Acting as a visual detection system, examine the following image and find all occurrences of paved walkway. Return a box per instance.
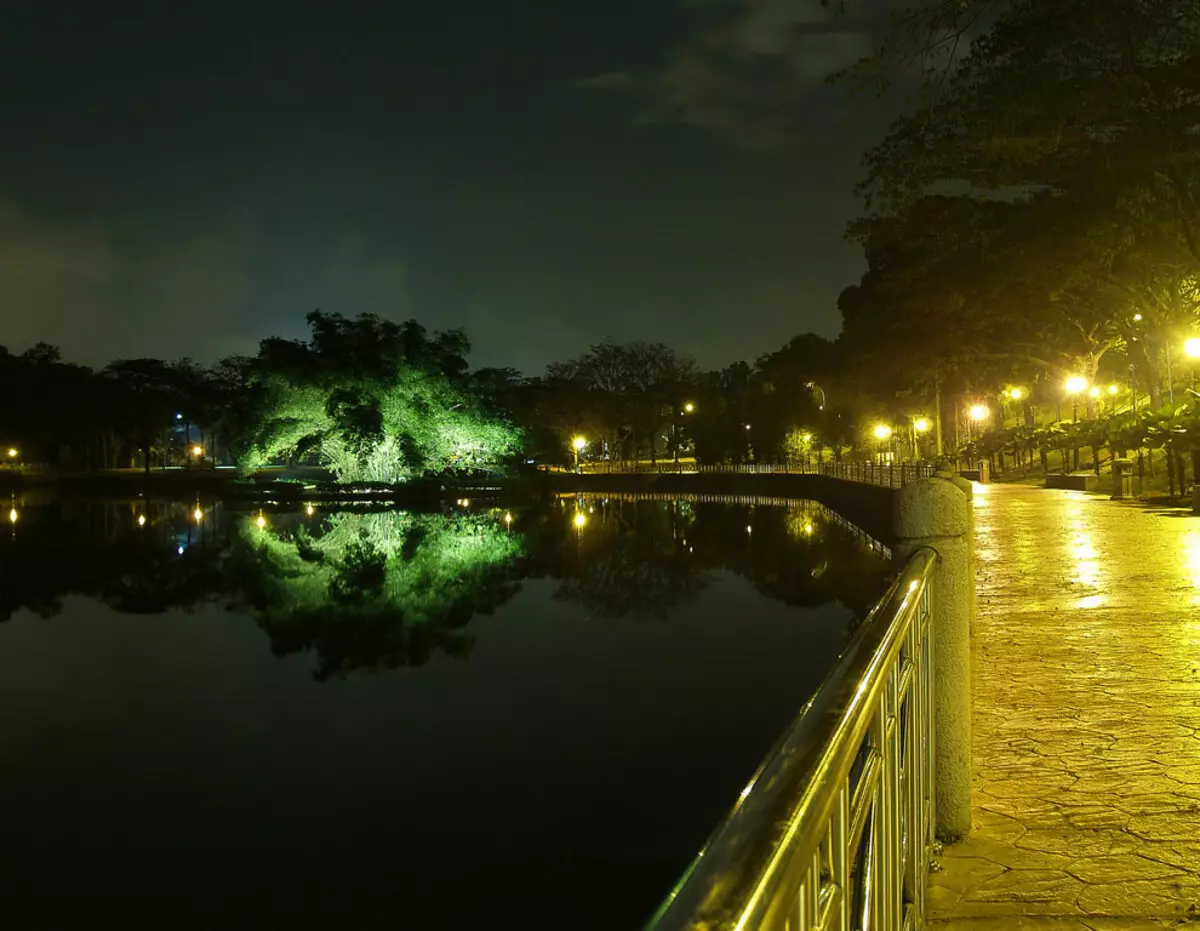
[930,483,1200,930]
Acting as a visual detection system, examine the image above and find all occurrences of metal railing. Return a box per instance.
[647,547,937,931]
[559,461,937,487]
[817,462,936,489]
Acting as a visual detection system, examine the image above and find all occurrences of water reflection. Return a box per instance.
[0,494,891,679]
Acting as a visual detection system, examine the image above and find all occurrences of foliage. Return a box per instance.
[239,313,521,482]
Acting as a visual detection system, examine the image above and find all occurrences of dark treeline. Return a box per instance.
[0,311,868,475]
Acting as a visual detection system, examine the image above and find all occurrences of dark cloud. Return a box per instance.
[578,0,877,145]
[572,71,640,91]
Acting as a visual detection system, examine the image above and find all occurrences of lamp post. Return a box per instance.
[806,382,826,411]
[913,417,931,460]
[1186,338,1200,390]
[1065,376,1088,422]
[873,423,893,464]
[674,402,695,465]
[572,436,587,472]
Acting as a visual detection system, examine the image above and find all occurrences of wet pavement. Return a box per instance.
[930,484,1200,930]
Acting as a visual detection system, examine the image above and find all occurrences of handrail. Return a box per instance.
[553,460,936,488]
[646,547,938,931]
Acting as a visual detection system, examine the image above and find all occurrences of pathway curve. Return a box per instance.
[930,483,1200,930]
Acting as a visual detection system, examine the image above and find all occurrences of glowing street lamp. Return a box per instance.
[914,418,931,433]
[1009,388,1024,401]
[137,514,146,528]
[1186,339,1200,389]
[969,405,989,422]
[573,511,588,530]
[683,402,695,413]
[872,424,893,440]
[191,445,203,459]
[1088,386,1100,399]
[1133,313,1143,322]
[1108,384,1119,396]
[193,507,203,523]
[8,508,17,525]
[1065,376,1087,422]
[571,436,587,470]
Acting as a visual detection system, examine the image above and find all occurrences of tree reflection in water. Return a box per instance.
[0,494,890,678]
[230,511,524,680]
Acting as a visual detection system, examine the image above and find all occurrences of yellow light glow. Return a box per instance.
[193,508,203,522]
[801,433,813,443]
[256,514,266,530]
[305,504,315,516]
[684,402,695,413]
[1108,384,1119,396]
[1184,530,1200,592]
[192,445,203,457]
[461,498,470,507]
[5,448,15,458]
[1185,338,1200,359]
[969,405,989,422]
[572,436,587,451]
[803,522,814,535]
[1133,313,1143,322]
[744,424,752,430]
[1009,388,1024,401]
[746,525,753,535]
[504,512,513,525]
[1065,376,1088,394]
[573,512,588,529]
[8,508,16,524]
[137,514,146,527]
[914,418,931,433]
[1088,387,1100,399]
[872,424,892,440]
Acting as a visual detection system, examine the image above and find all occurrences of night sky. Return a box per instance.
[3,0,904,373]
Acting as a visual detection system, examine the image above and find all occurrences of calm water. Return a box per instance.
[0,493,889,928]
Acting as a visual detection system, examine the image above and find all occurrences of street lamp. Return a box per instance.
[806,382,826,411]
[192,445,203,458]
[6,448,16,459]
[571,436,587,471]
[683,402,695,413]
[1065,376,1087,423]
[872,424,892,464]
[1186,338,1200,389]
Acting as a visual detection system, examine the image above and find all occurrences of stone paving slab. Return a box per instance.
[930,485,1200,927]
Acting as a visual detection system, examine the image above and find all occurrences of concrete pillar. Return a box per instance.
[892,473,975,841]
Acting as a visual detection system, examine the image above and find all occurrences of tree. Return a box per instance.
[241,314,520,482]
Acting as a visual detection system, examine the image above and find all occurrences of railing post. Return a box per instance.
[892,473,975,840]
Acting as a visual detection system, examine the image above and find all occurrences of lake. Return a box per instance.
[0,492,890,928]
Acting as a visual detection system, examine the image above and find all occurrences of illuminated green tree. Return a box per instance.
[239,312,521,481]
